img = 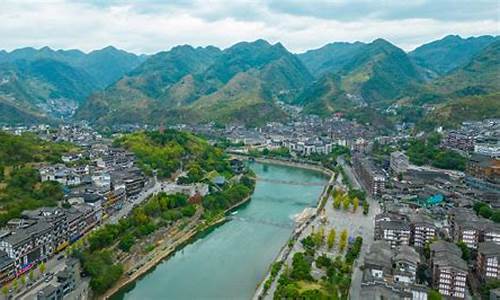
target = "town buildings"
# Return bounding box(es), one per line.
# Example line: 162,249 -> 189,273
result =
353,155 -> 386,197
430,241 -> 467,299
361,241 -> 428,300
390,151 -> 410,174
375,213 -> 411,248
477,242 -> 500,282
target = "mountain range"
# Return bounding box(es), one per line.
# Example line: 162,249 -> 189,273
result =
1,35 -> 499,128
0,46 -> 145,122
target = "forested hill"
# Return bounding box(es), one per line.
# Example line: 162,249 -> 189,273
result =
2,35 -> 499,130
113,130 -> 232,179
0,46 -> 144,122
0,131 -> 76,225
76,40 -> 313,126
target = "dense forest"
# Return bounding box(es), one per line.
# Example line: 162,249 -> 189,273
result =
0,132 -> 75,225
114,130 -> 232,179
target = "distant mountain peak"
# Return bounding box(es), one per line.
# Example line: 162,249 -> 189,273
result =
99,45 -> 119,52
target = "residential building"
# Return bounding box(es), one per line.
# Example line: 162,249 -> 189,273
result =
0,250 -> 15,284
477,242 -> 500,282
449,208 -> 481,249
465,153 -> 500,193
430,241 -> 467,299
353,155 -> 386,197
0,221 -> 54,274
410,213 -> 437,249
22,208 -> 69,253
441,131 -> 474,153
361,241 -> 428,300
390,151 -> 409,174
375,213 -> 411,248
393,245 -> 421,284
37,284 -> 63,300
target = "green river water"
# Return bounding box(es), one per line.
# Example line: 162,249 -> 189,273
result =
113,162 -> 328,300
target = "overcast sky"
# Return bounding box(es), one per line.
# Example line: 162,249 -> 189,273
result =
1,0 -> 499,54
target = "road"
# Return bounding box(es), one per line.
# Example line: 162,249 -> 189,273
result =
14,257 -> 67,300
107,179 -> 162,225
337,157 -> 381,299
336,156 -> 363,190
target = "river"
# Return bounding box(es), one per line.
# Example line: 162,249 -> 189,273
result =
112,162 -> 328,300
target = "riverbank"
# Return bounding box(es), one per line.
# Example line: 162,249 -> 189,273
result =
101,193 -> 254,300
252,161 -> 335,299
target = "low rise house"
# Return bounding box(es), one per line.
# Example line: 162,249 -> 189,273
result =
39,164 -> 81,186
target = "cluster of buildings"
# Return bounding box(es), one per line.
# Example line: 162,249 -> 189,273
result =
39,145 -> 146,218
0,124 -> 150,293
178,115 -> 375,157
354,120 -> 500,298
361,241 -> 428,299
363,206 -> 500,299
440,119 -> 500,158
0,207 -> 98,283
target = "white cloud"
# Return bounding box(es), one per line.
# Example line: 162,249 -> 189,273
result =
0,0 -> 498,54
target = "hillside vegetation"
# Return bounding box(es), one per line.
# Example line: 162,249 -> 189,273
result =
0,131 -> 76,225
76,40 -> 312,126
0,46 -> 144,121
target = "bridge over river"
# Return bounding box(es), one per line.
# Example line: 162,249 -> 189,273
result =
253,176 -> 325,187
227,215 -> 294,229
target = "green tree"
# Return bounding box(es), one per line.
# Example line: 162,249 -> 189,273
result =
1,285 -> 8,297
479,206 -> 493,219
342,196 -> 350,210
352,197 -> 359,213
29,270 -> 35,282
327,228 -> 336,250
339,229 -> 348,252
118,233 -> 135,252
456,241 -> 470,261
12,279 -> 18,291
473,202 -> 488,214
428,289 -> 442,300
39,262 -> 46,274
333,194 -> 342,209
20,274 -> 26,286
313,227 -> 325,247
362,200 -> 369,215
491,211 -> 500,223
290,252 -> 313,281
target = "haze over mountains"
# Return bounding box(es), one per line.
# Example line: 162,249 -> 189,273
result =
1,35 -> 499,128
